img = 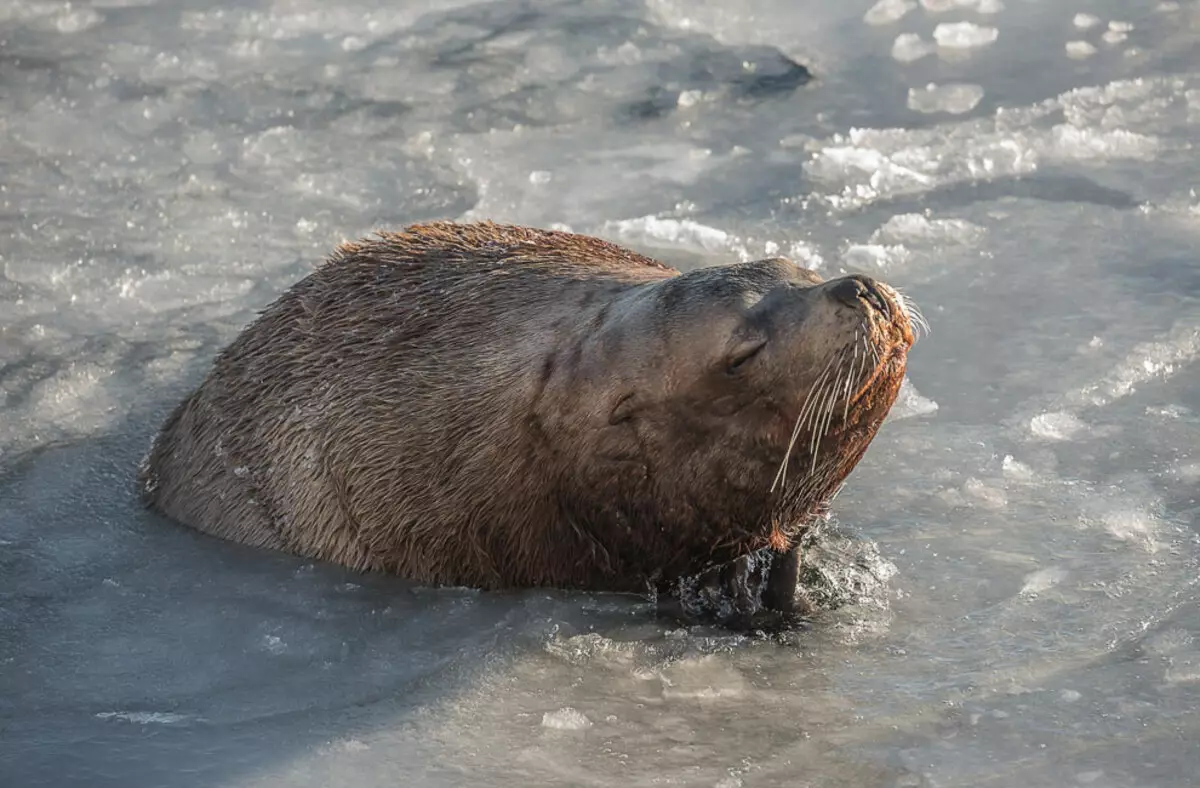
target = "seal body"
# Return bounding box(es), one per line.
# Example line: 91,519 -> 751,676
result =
140,222 -> 916,602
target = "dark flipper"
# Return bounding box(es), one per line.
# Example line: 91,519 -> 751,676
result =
655,548 -> 810,633
762,545 -> 801,613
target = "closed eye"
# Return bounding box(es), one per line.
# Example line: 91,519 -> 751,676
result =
725,339 -> 767,374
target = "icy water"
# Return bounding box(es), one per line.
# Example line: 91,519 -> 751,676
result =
3,0 -> 1200,786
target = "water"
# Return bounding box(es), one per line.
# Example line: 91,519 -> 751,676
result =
2,0 -> 1200,785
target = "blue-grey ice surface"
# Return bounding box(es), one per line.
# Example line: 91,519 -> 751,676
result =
2,0 -> 1200,786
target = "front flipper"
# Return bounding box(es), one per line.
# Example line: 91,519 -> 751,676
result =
656,548 -> 810,633
762,544 -> 802,613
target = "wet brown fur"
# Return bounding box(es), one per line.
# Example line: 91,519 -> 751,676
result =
140,221 -> 914,595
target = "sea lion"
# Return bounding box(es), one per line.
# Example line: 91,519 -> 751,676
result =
139,221 -> 920,624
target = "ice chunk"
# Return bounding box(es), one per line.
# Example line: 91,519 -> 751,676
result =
892,33 -> 934,63
841,243 -> 911,270
96,712 -> 192,725
1065,41 -> 1097,60
1172,461 -> 1200,483
541,708 -> 593,730
933,22 -> 998,49
921,0 -> 1000,11
787,241 -> 825,269
604,216 -> 739,255
1072,321 -> 1200,406
1073,13 -> 1101,29
963,477 -> 1007,509
892,377 -> 939,419
1049,124 -> 1158,160
864,0 -> 916,26
261,634 -> 286,654
56,8 -> 103,33
1001,455 -> 1035,482
1146,404 -> 1190,419
870,213 -> 985,245
806,144 -> 934,207
1098,509 -> 1160,551
1102,23 -> 1133,46
1019,567 -> 1067,597
907,83 -> 984,114
1029,411 -> 1087,441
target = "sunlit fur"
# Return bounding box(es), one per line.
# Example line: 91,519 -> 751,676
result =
140,221 -> 918,594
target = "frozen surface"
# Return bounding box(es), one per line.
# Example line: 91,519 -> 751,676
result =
2,0 -> 1200,786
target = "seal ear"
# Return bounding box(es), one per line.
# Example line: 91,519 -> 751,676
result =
608,392 -> 638,425
599,392 -> 646,467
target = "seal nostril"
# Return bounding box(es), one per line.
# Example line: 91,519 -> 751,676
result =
828,277 -> 867,308
828,275 -> 891,318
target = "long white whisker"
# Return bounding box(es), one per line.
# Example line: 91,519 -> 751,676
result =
811,374 -> 839,476
808,372 -> 839,476
770,353 -> 839,493
843,340 -> 858,422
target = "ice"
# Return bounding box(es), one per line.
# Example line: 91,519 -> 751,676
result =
891,33 -> 934,63
55,8 -> 104,33
920,0 -> 1004,12
4,0 -> 1200,786
1030,411 -> 1088,441
932,22 -> 999,50
1102,28 -> 1128,46
907,82 -> 985,114
603,215 -> 746,257
870,213 -> 985,245
863,0 -> 916,26
841,242 -> 912,270
892,377 -> 940,419
1095,508 -> 1162,551
1001,455 -> 1035,481
95,712 -> 194,725
1066,40 -> 1098,60
541,708 -> 594,730
1019,567 -> 1068,597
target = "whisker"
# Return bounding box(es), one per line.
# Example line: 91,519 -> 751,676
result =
893,288 -> 929,340
811,372 -> 839,476
770,353 -> 838,493
808,349 -> 846,477
804,380 -> 831,477
843,335 -> 859,422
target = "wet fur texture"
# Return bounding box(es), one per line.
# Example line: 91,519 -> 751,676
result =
140,221 -> 915,605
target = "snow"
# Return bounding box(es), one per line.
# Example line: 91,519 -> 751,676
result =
3,0 -> 1200,786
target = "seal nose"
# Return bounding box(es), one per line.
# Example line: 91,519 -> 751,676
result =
827,275 -> 890,318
